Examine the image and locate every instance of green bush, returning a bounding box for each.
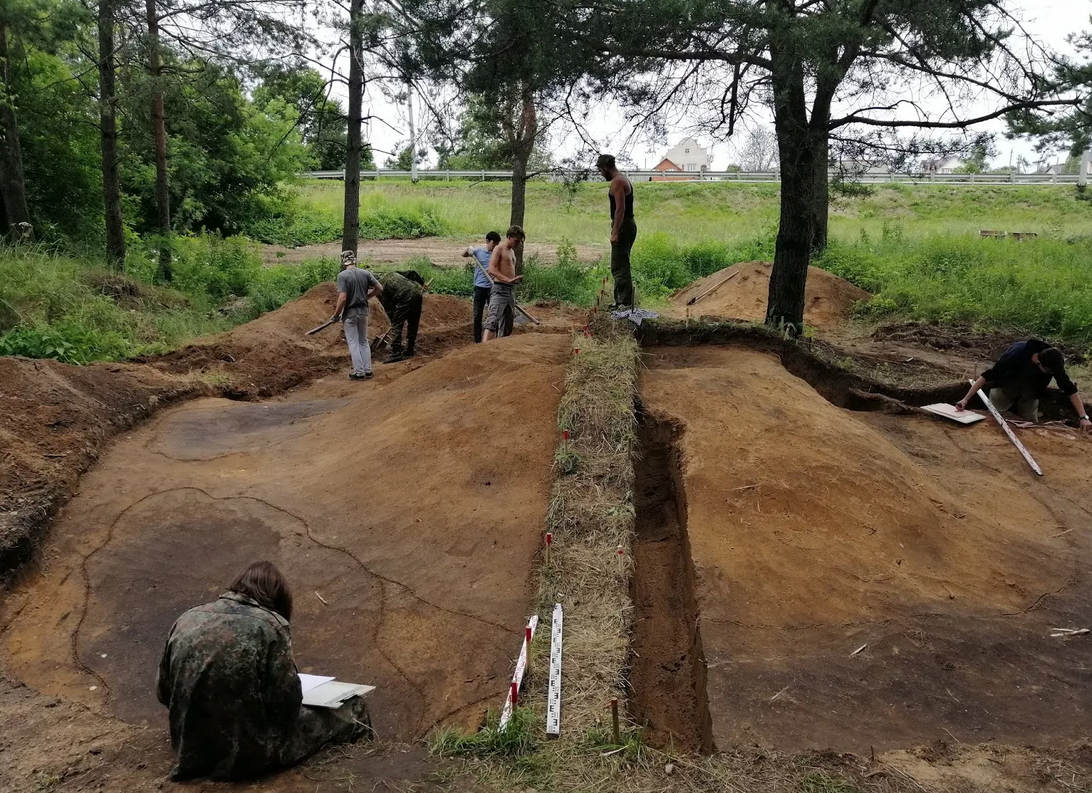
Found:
[358,193,450,239]
[170,233,262,300]
[247,257,340,318]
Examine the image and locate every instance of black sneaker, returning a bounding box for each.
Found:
[384,352,405,364]
[349,372,368,380]
[404,348,415,358]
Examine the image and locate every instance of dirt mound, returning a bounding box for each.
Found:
[637,345,1092,753]
[0,357,202,579]
[147,284,477,398]
[668,261,870,329]
[2,335,568,752]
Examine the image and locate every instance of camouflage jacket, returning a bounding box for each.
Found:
[156,592,302,780]
[378,272,423,315]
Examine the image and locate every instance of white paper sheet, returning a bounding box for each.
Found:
[921,403,987,424]
[298,673,335,694]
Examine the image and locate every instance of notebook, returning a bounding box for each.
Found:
[299,673,376,709]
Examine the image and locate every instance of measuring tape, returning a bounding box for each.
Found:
[499,614,538,729]
[546,603,563,737]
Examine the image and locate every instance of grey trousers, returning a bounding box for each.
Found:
[989,387,1039,422]
[343,314,372,375]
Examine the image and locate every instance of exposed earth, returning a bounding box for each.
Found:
[635,344,1092,753]
[2,260,1092,792]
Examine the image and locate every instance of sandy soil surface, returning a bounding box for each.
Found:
[0,333,567,791]
[636,344,1092,754]
[666,261,871,330]
[261,238,607,267]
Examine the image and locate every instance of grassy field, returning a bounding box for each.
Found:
[289,179,1092,244]
[282,179,1092,347]
[5,180,1092,364]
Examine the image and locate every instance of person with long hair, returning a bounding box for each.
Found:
[157,561,372,780]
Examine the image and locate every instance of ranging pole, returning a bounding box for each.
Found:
[499,614,539,729]
[972,379,1043,476]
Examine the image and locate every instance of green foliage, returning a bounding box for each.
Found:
[429,708,537,759]
[0,238,334,363]
[392,256,473,296]
[357,194,450,239]
[247,258,339,317]
[168,233,262,300]
[117,57,311,237]
[818,235,1092,344]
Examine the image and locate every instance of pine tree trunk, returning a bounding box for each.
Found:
[509,153,527,273]
[0,21,32,240]
[99,0,125,269]
[765,76,822,334]
[146,0,171,280]
[341,0,363,257]
[810,134,830,254]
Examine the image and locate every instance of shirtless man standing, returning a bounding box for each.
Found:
[596,154,636,309]
[482,225,525,342]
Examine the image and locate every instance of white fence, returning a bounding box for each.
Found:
[302,169,1083,185]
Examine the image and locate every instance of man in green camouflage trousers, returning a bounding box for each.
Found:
[157,591,371,781]
[378,270,424,363]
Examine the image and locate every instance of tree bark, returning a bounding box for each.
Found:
[765,44,819,334]
[506,83,536,274]
[810,133,830,254]
[0,20,32,240]
[146,0,171,280]
[341,0,364,257]
[98,0,125,269]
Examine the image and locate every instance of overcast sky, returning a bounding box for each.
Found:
[337,0,1088,171]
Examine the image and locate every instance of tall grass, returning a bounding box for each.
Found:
[819,230,1092,345]
[291,179,1092,245]
[0,236,338,363]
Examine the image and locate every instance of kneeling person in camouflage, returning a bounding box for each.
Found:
[157,562,372,781]
[378,269,425,363]
[482,225,525,343]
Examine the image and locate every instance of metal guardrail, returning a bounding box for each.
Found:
[301,169,1082,185]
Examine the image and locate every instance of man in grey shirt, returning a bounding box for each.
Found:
[332,251,382,380]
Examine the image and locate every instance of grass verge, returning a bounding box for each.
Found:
[0,238,338,363]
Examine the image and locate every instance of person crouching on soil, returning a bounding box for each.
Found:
[482,225,525,342]
[378,269,425,363]
[957,338,1092,431]
[332,250,382,380]
[157,561,372,781]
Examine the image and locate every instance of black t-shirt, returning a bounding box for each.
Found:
[982,339,1077,398]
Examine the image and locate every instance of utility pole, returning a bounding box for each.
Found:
[406,80,417,183]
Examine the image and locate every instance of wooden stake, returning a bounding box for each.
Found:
[686,270,739,306]
[611,698,620,745]
[545,532,552,566]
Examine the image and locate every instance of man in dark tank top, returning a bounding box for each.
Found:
[596,154,637,308]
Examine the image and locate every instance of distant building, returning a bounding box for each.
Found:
[835,160,891,176]
[659,138,713,173]
[921,156,961,174]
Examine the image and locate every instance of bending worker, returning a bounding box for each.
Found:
[333,250,382,381]
[157,561,371,781]
[957,338,1092,431]
[378,269,425,363]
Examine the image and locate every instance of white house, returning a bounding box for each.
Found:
[657,138,713,172]
[921,156,961,174]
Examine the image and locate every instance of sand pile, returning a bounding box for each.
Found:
[669,261,870,329]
